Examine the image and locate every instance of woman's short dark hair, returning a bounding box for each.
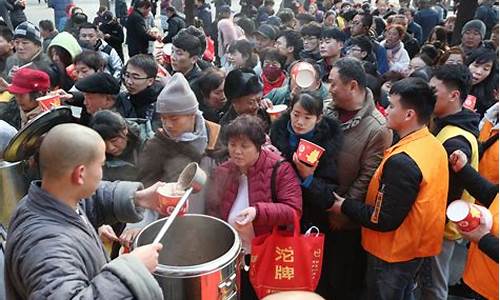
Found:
[418,44,440,65]
[466,47,498,67]
[134,0,152,9]
[89,110,127,140]
[225,114,266,149]
[193,68,225,102]
[427,25,448,48]
[125,54,158,78]
[261,47,286,68]
[227,39,258,69]
[290,92,323,117]
[74,50,106,71]
[438,46,465,65]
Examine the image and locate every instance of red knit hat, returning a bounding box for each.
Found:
[7,68,50,94]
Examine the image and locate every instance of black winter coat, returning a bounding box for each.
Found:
[100,21,125,61]
[270,114,344,232]
[8,0,26,29]
[126,9,156,56]
[162,14,186,43]
[117,81,163,121]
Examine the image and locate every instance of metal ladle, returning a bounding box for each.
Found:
[152,163,207,245]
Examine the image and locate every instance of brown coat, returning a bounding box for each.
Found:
[324,88,393,230]
[138,120,222,188]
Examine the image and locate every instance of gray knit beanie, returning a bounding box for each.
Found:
[13,21,42,45]
[461,20,487,39]
[156,73,199,115]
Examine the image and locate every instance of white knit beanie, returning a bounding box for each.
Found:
[156,73,199,115]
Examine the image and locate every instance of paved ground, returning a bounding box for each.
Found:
[23,0,281,27]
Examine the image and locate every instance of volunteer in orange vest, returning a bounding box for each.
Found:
[478,101,498,184]
[449,149,498,300]
[331,78,449,299]
[422,64,481,300]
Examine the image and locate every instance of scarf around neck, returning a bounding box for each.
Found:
[163,110,208,155]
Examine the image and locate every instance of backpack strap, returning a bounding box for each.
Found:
[479,133,499,160]
[102,44,113,55]
[271,159,285,203]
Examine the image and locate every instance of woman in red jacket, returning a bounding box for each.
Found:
[206,114,302,300]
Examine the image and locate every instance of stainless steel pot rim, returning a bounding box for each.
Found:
[135,214,242,276]
[153,252,241,278]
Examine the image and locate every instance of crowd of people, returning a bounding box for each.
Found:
[0,0,498,299]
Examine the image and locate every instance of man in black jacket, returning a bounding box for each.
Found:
[162,6,185,43]
[99,11,125,61]
[118,54,163,122]
[125,0,158,57]
[195,0,212,35]
[166,30,202,84]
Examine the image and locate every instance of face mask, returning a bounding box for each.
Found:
[263,65,282,81]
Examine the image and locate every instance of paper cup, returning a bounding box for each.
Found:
[446,200,481,232]
[291,62,316,88]
[266,104,287,122]
[296,139,325,166]
[36,94,61,111]
[157,182,188,216]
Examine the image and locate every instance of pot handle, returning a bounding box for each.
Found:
[218,273,238,299]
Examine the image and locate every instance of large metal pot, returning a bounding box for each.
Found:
[134,214,242,300]
[0,160,29,226]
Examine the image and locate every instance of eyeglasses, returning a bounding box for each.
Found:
[121,72,151,81]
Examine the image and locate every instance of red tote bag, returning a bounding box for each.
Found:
[249,213,325,299]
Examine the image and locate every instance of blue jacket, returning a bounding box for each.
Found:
[414,8,440,42]
[48,0,73,19]
[408,21,424,45]
[196,3,212,34]
[475,4,499,38]
[373,40,389,75]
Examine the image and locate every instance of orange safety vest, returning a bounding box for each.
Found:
[463,195,499,300]
[436,125,479,240]
[478,120,499,185]
[362,127,449,263]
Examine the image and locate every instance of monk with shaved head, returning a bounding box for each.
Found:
[5,123,166,299]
